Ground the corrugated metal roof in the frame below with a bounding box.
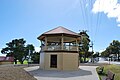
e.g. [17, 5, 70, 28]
[37, 26, 80, 40]
[0, 56, 6, 61]
[43, 26, 78, 35]
[0, 56, 14, 62]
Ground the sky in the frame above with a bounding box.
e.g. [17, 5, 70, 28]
[0, 0, 120, 55]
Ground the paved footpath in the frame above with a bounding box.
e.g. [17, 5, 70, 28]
[24, 66, 99, 80]
[97, 61, 120, 65]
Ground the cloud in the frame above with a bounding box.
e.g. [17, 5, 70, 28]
[118, 24, 120, 27]
[35, 47, 40, 52]
[92, 0, 120, 26]
[86, 3, 89, 7]
[99, 49, 105, 53]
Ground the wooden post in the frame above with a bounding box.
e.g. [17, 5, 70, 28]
[76, 38, 78, 51]
[69, 43, 70, 51]
[61, 34, 64, 50]
[40, 40, 42, 51]
[45, 36, 47, 50]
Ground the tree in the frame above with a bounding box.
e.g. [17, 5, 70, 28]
[31, 52, 40, 64]
[101, 48, 109, 57]
[110, 40, 120, 61]
[101, 40, 120, 61]
[24, 44, 40, 64]
[1, 38, 40, 64]
[79, 30, 90, 63]
[25, 44, 35, 63]
[1, 38, 26, 64]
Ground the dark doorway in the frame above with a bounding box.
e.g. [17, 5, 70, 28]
[50, 55, 57, 68]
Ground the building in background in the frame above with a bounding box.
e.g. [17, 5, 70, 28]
[0, 56, 14, 65]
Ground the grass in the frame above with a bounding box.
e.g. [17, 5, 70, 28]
[14, 60, 28, 64]
[23, 60, 28, 64]
[96, 64, 120, 80]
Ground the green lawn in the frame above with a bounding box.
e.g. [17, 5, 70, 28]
[14, 60, 28, 64]
[23, 60, 28, 64]
[96, 64, 120, 80]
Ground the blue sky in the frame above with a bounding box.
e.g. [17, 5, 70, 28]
[0, 0, 120, 55]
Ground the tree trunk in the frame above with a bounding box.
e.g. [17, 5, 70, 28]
[84, 54, 86, 63]
[20, 61, 23, 64]
[14, 59, 17, 64]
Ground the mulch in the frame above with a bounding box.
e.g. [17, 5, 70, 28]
[0, 66, 37, 80]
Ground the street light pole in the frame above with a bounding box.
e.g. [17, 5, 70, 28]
[28, 49, 31, 67]
[90, 41, 94, 63]
[91, 41, 94, 63]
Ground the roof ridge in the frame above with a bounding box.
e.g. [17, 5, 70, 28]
[37, 26, 79, 40]
[43, 26, 78, 35]
[60, 26, 78, 34]
[44, 26, 62, 34]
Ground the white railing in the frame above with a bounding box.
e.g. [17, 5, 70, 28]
[41, 45, 78, 51]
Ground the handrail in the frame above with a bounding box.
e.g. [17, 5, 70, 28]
[41, 45, 78, 51]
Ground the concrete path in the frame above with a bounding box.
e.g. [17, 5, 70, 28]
[24, 66, 99, 80]
[97, 60, 120, 65]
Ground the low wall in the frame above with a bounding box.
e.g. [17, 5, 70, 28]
[42, 52, 79, 70]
